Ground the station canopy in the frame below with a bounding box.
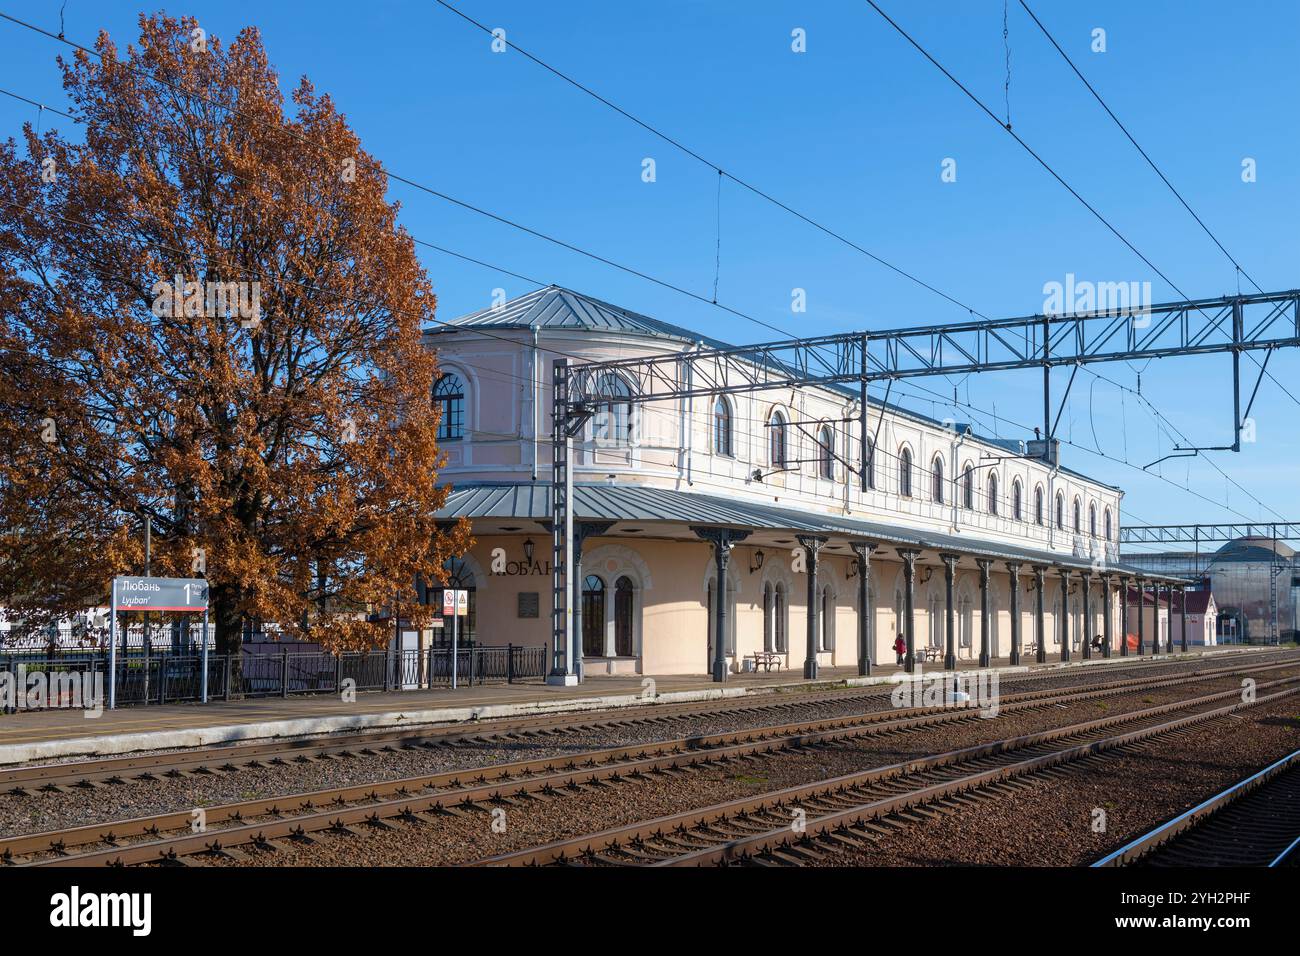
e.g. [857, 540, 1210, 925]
[437, 482, 1182, 581]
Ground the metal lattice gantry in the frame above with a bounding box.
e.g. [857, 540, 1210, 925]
[1120, 521, 1299, 647]
[547, 287, 1300, 684]
[1120, 523, 1300, 545]
[562, 288, 1300, 405]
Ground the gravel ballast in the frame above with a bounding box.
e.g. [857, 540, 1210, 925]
[5, 659, 1286, 841]
[824, 695, 1300, 867]
[193, 671, 1298, 867]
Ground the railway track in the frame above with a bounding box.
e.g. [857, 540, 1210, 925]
[1094, 748, 1300, 867]
[8, 663, 1296, 866]
[474, 680, 1300, 867]
[3, 649, 1288, 794]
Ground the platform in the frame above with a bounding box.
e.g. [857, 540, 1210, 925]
[0, 647, 1265, 765]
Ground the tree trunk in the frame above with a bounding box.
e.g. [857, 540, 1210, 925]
[212, 582, 243, 696]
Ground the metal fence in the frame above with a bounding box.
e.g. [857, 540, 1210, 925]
[0, 644, 548, 712]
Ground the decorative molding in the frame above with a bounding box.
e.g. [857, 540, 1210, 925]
[581, 543, 654, 592]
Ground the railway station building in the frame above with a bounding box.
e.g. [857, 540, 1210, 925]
[424, 286, 1189, 679]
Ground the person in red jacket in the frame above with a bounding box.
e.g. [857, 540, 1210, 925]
[893, 635, 906, 665]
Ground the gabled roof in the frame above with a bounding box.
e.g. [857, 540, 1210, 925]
[430, 285, 723, 346]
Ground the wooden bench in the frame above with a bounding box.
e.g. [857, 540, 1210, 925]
[747, 651, 783, 673]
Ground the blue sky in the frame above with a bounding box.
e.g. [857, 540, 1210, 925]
[2, 0, 1297, 540]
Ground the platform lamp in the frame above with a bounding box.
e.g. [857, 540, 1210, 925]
[749, 550, 765, 574]
[522, 538, 535, 564]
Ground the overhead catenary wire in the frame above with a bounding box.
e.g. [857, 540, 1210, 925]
[1, 20, 1279, 527]
[859, 0, 1293, 518]
[0, 84, 553, 310]
[863, 0, 1300, 415]
[1, 11, 1266, 441]
[1017, 0, 1262, 293]
[0, 197, 577, 401]
[430, 0, 990, 322]
[700, 381, 1249, 528]
[11, 189, 1257, 528]
[0, 86, 639, 402]
[1016, 0, 1300, 413]
[0, 10, 800, 340]
[1078, 364, 1285, 520]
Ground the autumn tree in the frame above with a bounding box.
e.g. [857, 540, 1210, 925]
[0, 13, 469, 655]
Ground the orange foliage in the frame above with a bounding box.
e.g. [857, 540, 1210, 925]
[0, 14, 470, 653]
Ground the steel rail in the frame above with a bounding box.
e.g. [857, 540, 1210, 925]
[0, 677, 947, 791]
[1092, 747, 1300, 867]
[476, 681, 1300, 867]
[4, 648, 1274, 793]
[13, 660, 1291, 866]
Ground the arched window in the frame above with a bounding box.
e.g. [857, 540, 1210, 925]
[864, 438, 876, 489]
[581, 575, 605, 657]
[958, 593, 973, 648]
[821, 586, 834, 651]
[1035, 485, 1044, 525]
[988, 472, 999, 515]
[1056, 492, 1065, 530]
[774, 583, 788, 652]
[614, 577, 634, 656]
[592, 373, 634, 447]
[1012, 480, 1023, 521]
[963, 465, 974, 509]
[1105, 507, 1113, 541]
[931, 455, 945, 504]
[818, 425, 835, 480]
[1073, 497, 1082, 534]
[769, 409, 787, 468]
[713, 397, 732, 458]
[928, 593, 943, 648]
[763, 583, 775, 652]
[432, 558, 477, 644]
[1089, 503, 1097, 537]
[899, 448, 913, 498]
[433, 373, 465, 442]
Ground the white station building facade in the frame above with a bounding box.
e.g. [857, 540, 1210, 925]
[425, 286, 1189, 679]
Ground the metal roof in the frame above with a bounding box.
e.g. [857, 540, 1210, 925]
[1213, 537, 1297, 562]
[432, 286, 725, 347]
[437, 482, 1170, 579]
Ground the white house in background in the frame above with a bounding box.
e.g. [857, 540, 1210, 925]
[1184, 590, 1218, 646]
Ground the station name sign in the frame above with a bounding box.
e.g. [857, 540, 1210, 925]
[490, 560, 552, 577]
[112, 576, 210, 612]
